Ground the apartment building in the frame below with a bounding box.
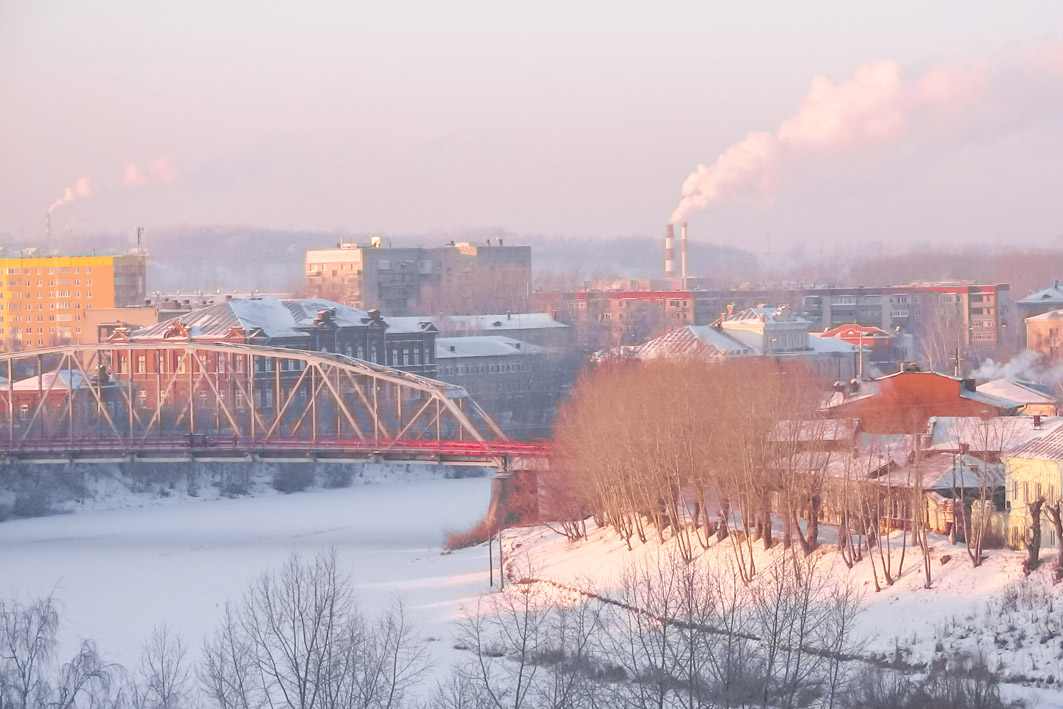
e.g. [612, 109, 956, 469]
[305, 240, 531, 316]
[0, 254, 146, 350]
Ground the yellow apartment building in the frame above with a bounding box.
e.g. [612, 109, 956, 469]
[0, 254, 146, 351]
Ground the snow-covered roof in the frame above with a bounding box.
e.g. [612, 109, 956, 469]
[928, 415, 1061, 452]
[378, 316, 440, 334]
[130, 297, 433, 340]
[633, 325, 753, 360]
[1003, 419, 1063, 462]
[1018, 282, 1063, 306]
[725, 306, 809, 325]
[1026, 309, 1063, 322]
[436, 336, 544, 359]
[13, 370, 88, 391]
[808, 334, 859, 354]
[976, 378, 1058, 407]
[431, 313, 568, 334]
[874, 452, 1004, 491]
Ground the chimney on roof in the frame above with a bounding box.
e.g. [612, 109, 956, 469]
[1034, 414, 1043, 429]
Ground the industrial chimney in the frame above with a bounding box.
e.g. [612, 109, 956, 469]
[680, 222, 689, 281]
[665, 224, 676, 277]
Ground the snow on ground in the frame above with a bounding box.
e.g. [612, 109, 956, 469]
[0, 467, 496, 673]
[6, 468, 1063, 705]
[500, 521, 1063, 706]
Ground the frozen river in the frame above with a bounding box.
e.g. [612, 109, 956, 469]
[0, 475, 495, 668]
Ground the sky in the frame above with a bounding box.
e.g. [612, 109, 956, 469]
[2, 1, 1063, 253]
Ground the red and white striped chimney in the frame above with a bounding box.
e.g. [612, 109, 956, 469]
[680, 222, 688, 281]
[665, 224, 676, 277]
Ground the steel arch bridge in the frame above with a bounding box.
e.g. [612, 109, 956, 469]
[0, 342, 547, 465]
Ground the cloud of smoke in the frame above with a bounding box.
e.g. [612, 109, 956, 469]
[47, 177, 93, 214]
[124, 155, 176, 186]
[670, 42, 1063, 224]
[973, 349, 1063, 393]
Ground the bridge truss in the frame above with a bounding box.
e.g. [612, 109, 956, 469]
[0, 342, 515, 459]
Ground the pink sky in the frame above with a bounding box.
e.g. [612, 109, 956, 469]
[2, 2, 1062, 252]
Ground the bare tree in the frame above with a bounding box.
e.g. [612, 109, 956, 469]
[131, 625, 192, 709]
[0, 595, 116, 709]
[199, 550, 429, 709]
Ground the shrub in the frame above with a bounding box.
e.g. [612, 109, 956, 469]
[322, 466, 354, 489]
[444, 515, 492, 550]
[12, 488, 54, 518]
[271, 466, 315, 494]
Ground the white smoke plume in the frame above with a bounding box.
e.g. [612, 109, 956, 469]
[670, 42, 1063, 224]
[973, 349, 1063, 394]
[47, 177, 92, 214]
[123, 155, 176, 186]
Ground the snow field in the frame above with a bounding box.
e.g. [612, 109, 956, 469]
[0, 469, 497, 674]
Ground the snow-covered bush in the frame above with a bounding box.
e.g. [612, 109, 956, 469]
[271, 465, 315, 494]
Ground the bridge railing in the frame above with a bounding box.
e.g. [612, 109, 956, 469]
[0, 435, 550, 459]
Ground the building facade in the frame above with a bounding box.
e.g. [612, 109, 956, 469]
[305, 240, 532, 316]
[112, 297, 439, 376]
[0, 254, 146, 350]
[435, 335, 558, 436]
[1026, 309, 1063, 366]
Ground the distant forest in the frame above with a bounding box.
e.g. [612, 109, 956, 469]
[3, 225, 1063, 300]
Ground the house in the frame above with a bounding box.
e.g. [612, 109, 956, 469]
[818, 324, 904, 372]
[826, 368, 1020, 434]
[975, 378, 1060, 417]
[1001, 418, 1063, 549]
[1017, 281, 1063, 319]
[1025, 309, 1063, 366]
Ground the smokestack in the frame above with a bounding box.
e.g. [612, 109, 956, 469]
[680, 222, 688, 281]
[665, 224, 676, 277]
[45, 213, 50, 250]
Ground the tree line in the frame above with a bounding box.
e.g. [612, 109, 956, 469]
[1, 548, 1023, 709]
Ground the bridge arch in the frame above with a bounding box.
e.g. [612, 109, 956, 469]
[0, 342, 505, 452]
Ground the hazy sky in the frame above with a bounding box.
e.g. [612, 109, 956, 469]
[2, 1, 1063, 252]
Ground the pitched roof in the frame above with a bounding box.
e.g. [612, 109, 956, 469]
[976, 378, 1058, 406]
[13, 370, 88, 391]
[1003, 419, 1063, 462]
[633, 325, 753, 360]
[436, 336, 544, 359]
[431, 313, 568, 333]
[130, 297, 432, 340]
[1026, 309, 1063, 321]
[1018, 282, 1063, 306]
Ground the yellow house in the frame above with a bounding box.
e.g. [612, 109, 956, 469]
[1001, 419, 1063, 549]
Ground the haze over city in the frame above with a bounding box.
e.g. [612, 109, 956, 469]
[7, 5, 1063, 708]
[3, 2, 1063, 252]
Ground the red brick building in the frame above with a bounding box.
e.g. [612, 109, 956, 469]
[826, 369, 1019, 434]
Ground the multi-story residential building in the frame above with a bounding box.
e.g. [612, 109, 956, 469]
[0, 254, 146, 350]
[305, 240, 531, 316]
[537, 281, 1012, 371]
